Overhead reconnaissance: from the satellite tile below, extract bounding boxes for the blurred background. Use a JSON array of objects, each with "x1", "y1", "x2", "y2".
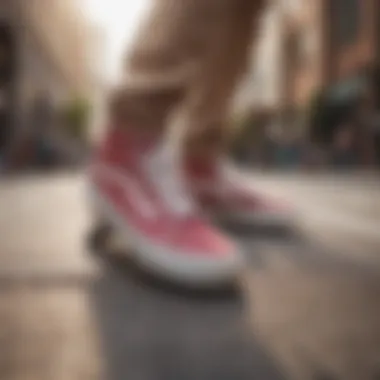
[
  {"x1": 0, "y1": 0, "x2": 106, "y2": 171},
  {"x1": 1, "y1": 0, "x2": 380, "y2": 172},
  {"x1": 0, "y1": 1, "x2": 380, "y2": 380},
  {"x1": 234, "y1": 0, "x2": 380, "y2": 171}
]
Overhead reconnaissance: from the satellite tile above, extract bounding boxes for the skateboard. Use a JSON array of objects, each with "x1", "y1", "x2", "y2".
[{"x1": 86, "y1": 192, "x2": 241, "y2": 291}]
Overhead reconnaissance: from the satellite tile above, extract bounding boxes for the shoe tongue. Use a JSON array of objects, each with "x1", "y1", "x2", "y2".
[
  {"x1": 131, "y1": 130, "x2": 163, "y2": 153},
  {"x1": 145, "y1": 139, "x2": 196, "y2": 216},
  {"x1": 112, "y1": 127, "x2": 162, "y2": 153},
  {"x1": 186, "y1": 155, "x2": 221, "y2": 179}
]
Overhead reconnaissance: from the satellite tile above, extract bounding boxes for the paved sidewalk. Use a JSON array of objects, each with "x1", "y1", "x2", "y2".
[
  {"x1": 236, "y1": 169, "x2": 380, "y2": 264},
  {"x1": 0, "y1": 173, "x2": 96, "y2": 279},
  {"x1": 1, "y1": 172, "x2": 380, "y2": 380}
]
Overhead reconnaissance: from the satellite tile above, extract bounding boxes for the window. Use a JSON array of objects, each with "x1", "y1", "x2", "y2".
[{"x1": 330, "y1": 0, "x2": 360, "y2": 47}]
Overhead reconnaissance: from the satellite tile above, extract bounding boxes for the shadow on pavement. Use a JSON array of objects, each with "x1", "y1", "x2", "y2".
[
  {"x1": 88, "y1": 249, "x2": 286, "y2": 380},
  {"x1": 87, "y1": 222, "x2": 380, "y2": 380}
]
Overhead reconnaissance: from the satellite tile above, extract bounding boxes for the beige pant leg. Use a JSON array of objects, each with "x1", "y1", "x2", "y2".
[
  {"x1": 181, "y1": 0, "x2": 266, "y2": 156},
  {"x1": 110, "y1": 0, "x2": 266, "y2": 153}
]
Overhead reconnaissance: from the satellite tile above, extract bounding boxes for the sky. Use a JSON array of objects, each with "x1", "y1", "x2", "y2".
[{"x1": 83, "y1": 0, "x2": 150, "y2": 82}]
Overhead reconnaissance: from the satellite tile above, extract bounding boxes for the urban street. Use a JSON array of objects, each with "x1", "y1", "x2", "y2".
[
  {"x1": 1, "y1": 1, "x2": 380, "y2": 379},
  {"x1": 0, "y1": 171, "x2": 380, "y2": 380}
]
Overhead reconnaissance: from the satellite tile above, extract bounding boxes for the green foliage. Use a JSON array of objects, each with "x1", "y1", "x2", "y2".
[
  {"x1": 62, "y1": 96, "x2": 91, "y2": 141},
  {"x1": 230, "y1": 112, "x2": 263, "y2": 161}
]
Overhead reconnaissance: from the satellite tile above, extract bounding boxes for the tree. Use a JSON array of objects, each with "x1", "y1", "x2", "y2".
[{"x1": 61, "y1": 96, "x2": 91, "y2": 142}]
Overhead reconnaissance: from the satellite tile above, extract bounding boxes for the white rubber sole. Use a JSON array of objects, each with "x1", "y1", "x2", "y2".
[
  {"x1": 213, "y1": 209, "x2": 296, "y2": 227},
  {"x1": 87, "y1": 186, "x2": 242, "y2": 286}
]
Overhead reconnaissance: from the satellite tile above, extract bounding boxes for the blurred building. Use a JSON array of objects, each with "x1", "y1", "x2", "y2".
[
  {"x1": 235, "y1": 0, "x2": 380, "y2": 166},
  {"x1": 0, "y1": 0, "x2": 104, "y2": 165},
  {"x1": 283, "y1": 1, "x2": 375, "y2": 94},
  {"x1": 282, "y1": 0, "x2": 380, "y2": 114},
  {"x1": 325, "y1": 0, "x2": 377, "y2": 83},
  {"x1": 0, "y1": 2, "x2": 18, "y2": 159},
  {"x1": 279, "y1": 0, "x2": 380, "y2": 159}
]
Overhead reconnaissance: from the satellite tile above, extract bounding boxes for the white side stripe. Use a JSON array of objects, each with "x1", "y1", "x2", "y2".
[{"x1": 96, "y1": 165, "x2": 157, "y2": 220}]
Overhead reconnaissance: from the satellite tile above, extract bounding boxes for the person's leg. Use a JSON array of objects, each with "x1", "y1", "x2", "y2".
[
  {"x1": 181, "y1": 0, "x2": 264, "y2": 158},
  {"x1": 179, "y1": 0, "x2": 293, "y2": 226},
  {"x1": 110, "y1": 0, "x2": 263, "y2": 134},
  {"x1": 92, "y1": 0, "x2": 263, "y2": 284}
]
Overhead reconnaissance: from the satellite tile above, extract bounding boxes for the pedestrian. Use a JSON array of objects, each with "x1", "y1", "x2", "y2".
[{"x1": 89, "y1": 0, "x2": 291, "y2": 284}]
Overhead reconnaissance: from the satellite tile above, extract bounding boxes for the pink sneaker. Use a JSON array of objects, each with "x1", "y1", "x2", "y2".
[
  {"x1": 187, "y1": 158, "x2": 294, "y2": 226},
  {"x1": 88, "y1": 127, "x2": 241, "y2": 285}
]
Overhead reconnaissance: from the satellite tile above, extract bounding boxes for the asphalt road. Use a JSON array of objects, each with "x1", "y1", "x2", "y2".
[{"x1": 0, "y1": 171, "x2": 380, "y2": 380}]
